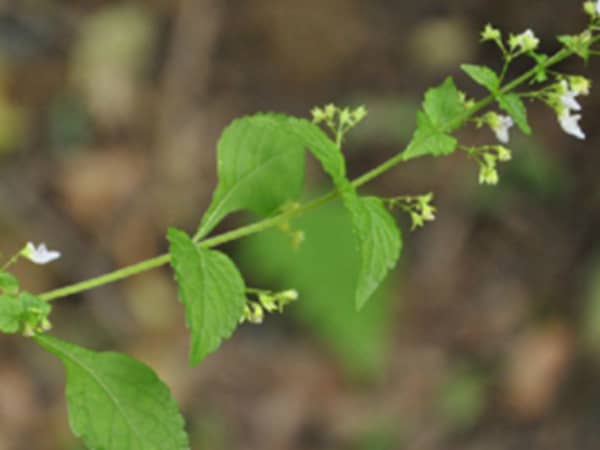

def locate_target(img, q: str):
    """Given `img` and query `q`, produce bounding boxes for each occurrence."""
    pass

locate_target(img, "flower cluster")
[464,145,512,186]
[387,193,437,230]
[482,25,540,58]
[509,29,540,53]
[312,103,367,145]
[553,77,590,140]
[241,289,299,325]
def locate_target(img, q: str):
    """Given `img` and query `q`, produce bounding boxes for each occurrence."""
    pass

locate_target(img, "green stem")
[2,250,22,272]
[36,40,591,303]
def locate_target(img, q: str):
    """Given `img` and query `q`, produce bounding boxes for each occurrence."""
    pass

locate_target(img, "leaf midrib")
[43,339,147,448]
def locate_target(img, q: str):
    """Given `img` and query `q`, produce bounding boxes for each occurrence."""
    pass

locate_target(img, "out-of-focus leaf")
[237,198,396,378]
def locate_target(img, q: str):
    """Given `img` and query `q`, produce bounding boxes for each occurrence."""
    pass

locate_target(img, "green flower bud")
[479,165,499,185]
[244,303,264,324]
[569,75,591,95]
[352,106,368,123]
[311,107,325,123]
[495,146,512,162]
[481,24,501,42]
[410,212,424,230]
[584,1,596,17]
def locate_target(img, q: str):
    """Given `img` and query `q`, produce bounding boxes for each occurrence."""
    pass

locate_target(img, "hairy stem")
[37,42,585,302]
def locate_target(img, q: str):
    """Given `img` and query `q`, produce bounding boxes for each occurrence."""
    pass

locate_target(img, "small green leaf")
[287,117,347,187]
[497,93,531,135]
[35,335,190,450]
[422,77,465,132]
[168,227,246,365]
[0,295,23,334]
[0,272,19,295]
[197,113,306,239]
[343,194,402,309]
[461,64,500,93]
[402,112,458,160]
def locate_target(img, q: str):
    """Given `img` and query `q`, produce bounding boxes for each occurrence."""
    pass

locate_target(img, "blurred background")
[1,0,600,449]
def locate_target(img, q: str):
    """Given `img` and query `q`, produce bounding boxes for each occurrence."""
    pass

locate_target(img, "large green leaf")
[422,76,465,132]
[402,111,458,160]
[343,194,402,310]
[168,227,246,365]
[35,335,189,450]
[498,93,531,135]
[196,114,306,239]
[461,64,500,93]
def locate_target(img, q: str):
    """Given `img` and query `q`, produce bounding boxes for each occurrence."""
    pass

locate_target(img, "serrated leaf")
[197,113,306,239]
[342,194,402,310]
[35,335,189,450]
[402,111,458,160]
[498,93,531,135]
[461,64,500,93]
[286,117,347,187]
[0,295,23,334]
[168,227,246,365]
[423,77,465,132]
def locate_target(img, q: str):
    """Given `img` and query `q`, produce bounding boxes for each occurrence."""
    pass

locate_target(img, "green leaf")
[402,112,458,160]
[343,194,402,310]
[287,117,348,188]
[422,77,465,132]
[197,114,306,239]
[497,93,531,135]
[0,295,23,334]
[35,335,189,450]
[168,227,246,365]
[0,272,19,295]
[461,64,500,93]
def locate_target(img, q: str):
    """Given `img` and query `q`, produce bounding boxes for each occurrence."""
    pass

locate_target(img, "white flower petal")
[596,0,600,15]
[561,93,582,111]
[559,111,586,140]
[492,115,513,144]
[23,242,61,265]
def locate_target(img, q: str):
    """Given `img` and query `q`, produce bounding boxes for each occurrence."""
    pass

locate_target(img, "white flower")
[491,115,514,143]
[558,110,586,140]
[559,81,582,111]
[596,0,600,16]
[22,242,61,265]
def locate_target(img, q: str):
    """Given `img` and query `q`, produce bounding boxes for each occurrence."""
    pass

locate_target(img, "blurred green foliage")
[438,364,488,431]
[238,196,396,379]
